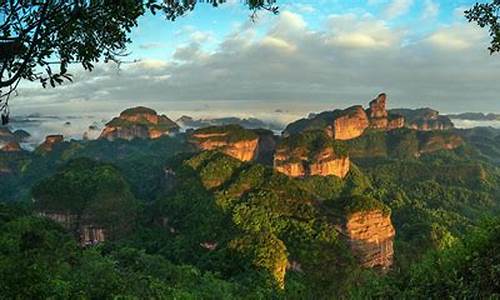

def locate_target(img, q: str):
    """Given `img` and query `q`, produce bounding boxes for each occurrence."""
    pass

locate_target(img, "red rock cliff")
[344,210,395,270]
[274,131,350,178]
[190,125,260,162]
[330,106,369,140]
[100,106,179,141]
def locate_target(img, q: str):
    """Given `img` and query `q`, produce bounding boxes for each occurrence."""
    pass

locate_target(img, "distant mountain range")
[446,112,500,121]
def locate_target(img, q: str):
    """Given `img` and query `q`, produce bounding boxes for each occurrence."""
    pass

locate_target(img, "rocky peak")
[344,210,395,270]
[329,105,369,140]
[100,106,179,141]
[389,108,454,131]
[38,135,64,152]
[367,93,388,119]
[190,125,260,162]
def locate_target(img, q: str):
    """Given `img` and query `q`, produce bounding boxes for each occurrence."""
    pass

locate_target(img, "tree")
[0,0,278,123]
[466,1,500,54]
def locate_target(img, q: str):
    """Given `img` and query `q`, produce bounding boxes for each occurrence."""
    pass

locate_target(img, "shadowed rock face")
[274,131,350,178]
[38,135,64,152]
[344,210,395,270]
[190,125,260,162]
[100,106,179,141]
[419,132,464,154]
[39,212,106,246]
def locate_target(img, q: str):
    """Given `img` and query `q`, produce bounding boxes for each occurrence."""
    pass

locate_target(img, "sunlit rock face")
[283,93,408,141]
[38,212,106,246]
[190,125,260,162]
[387,114,406,130]
[330,106,369,140]
[99,106,179,141]
[344,210,395,270]
[367,93,389,130]
[309,148,350,178]
[390,108,454,131]
[38,135,64,152]
[274,131,350,178]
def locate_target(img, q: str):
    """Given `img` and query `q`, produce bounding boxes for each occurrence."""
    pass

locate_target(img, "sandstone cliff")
[274,131,350,178]
[344,210,395,270]
[329,106,369,140]
[283,93,404,141]
[100,106,179,141]
[190,125,260,162]
[390,108,454,131]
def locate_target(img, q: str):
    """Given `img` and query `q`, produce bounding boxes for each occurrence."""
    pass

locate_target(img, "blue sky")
[127,0,479,60]
[14,0,500,119]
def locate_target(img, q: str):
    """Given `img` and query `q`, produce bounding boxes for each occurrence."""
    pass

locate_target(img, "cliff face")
[190,125,260,162]
[38,135,64,152]
[366,93,405,130]
[100,106,179,141]
[344,210,395,270]
[274,131,350,178]
[330,106,369,140]
[39,212,106,246]
[309,148,350,178]
[390,108,454,131]
[419,133,464,154]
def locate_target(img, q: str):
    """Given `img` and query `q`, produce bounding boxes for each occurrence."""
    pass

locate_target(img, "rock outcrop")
[418,132,464,155]
[390,108,454,131]
[283,93,404,141]
[328,106,369,140]
[274,131,350,178]
[100,106,179,141]
[344,210,395,270]
[39,212,106,246]
[38,135,64,152]
[190,125,260,162]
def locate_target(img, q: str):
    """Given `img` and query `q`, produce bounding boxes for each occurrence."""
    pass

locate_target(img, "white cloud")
[11,10,500,117]
[422,0,439,19]
[385,0,414,19]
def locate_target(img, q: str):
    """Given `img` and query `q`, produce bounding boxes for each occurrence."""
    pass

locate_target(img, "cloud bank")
[12,9,500,118]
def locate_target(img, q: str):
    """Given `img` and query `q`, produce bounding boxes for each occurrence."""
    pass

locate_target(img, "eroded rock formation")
[390,108,454,131]
[344,210,395,270]
[100,106,179,141]
[283,93,405,140]
[274,131,350,178]
[329,106,369,140]
[190,125,260,162]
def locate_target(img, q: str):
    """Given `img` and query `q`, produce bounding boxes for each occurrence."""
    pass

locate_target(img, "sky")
[11,0,500,122]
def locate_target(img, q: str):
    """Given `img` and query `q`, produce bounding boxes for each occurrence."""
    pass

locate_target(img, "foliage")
[32,158,139,240]
[466,1,500,54]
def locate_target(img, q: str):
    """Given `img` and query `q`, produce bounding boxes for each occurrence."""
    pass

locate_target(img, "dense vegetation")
[0,124,499,297]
